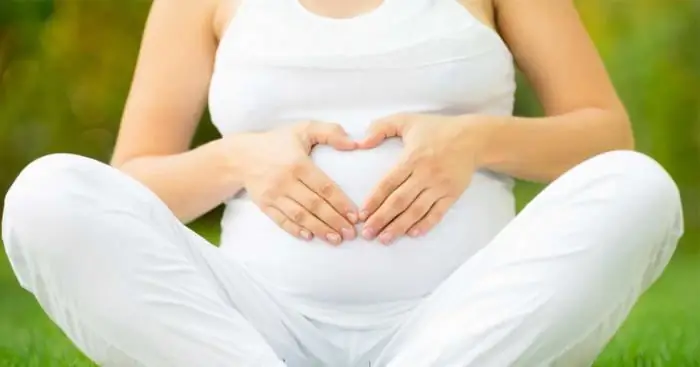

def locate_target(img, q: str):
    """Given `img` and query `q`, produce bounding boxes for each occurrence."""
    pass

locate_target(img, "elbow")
[109,153,131,170]
[614,110,635,151]
[110,153,147,172]
[602,107,635,152]
[619,132,635,151]
[109,159,127,170]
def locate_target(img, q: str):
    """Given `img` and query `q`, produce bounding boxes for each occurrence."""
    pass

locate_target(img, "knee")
[585,150,679,197]
[580,150,683,231]
[2,154,101,286]
[2,154,148,259]
[4,154,107,221]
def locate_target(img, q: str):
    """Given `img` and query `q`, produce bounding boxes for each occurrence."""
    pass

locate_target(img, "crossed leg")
[2,154,318,366]
[3,151,684,367]
[370,151,683,367]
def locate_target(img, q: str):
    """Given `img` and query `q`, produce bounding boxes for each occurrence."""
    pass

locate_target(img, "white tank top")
[209,0,517,327]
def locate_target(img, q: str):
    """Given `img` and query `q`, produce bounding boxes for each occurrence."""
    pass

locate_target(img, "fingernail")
[359,210,369,221]
[300,230,312,241]
[379,232,393,245]
[347,212,358,224]
[362,227,375,239]
[341,227,355,240]
[326,233,342,244]
[409,229,421,237]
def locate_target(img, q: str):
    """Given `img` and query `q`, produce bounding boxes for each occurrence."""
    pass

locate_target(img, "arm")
[356,0,634,241]
[111,0,238,223]
[475,0,634,183]
[111,1,358,241]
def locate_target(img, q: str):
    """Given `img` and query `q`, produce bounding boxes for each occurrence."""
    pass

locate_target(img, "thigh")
[372,151,683,367]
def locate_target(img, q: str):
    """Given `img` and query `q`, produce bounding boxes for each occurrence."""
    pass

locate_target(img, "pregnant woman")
[2,0,684,365]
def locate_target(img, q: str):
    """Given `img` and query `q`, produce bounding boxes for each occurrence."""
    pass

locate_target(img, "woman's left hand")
[356,113,492,245]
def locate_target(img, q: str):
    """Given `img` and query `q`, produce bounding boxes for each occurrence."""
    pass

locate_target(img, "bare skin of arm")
[415,0,632,182]
[111,0,357,244]
[111,0,230,223]
[355,0,634,241]
[478,0,633,182]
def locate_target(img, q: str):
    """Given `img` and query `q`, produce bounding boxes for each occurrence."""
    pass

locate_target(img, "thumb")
[357,114,409,149]
[305,122,357,151]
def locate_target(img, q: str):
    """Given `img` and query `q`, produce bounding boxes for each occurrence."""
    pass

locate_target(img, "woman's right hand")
[229,121,359,245]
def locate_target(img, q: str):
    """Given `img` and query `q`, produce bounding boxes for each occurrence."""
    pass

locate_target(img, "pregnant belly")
[220,139,516,304]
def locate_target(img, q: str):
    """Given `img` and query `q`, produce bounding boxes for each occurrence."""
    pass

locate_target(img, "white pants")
[2,151,684,367]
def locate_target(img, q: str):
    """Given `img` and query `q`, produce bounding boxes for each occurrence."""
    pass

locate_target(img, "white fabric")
[1,0,685,364]
[209,0,516,327]
[3,151,683,366]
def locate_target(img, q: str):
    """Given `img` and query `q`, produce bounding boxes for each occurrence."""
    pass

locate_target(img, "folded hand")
[356,113,487,244]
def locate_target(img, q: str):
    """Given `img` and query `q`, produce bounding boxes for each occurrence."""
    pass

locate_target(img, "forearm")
[474,108,634,183]
[114,138,243,223]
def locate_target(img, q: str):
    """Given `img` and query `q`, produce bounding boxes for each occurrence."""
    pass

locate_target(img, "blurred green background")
[1,0,699,365]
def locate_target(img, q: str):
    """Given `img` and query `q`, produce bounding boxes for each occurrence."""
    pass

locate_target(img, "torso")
[208,0,517,327]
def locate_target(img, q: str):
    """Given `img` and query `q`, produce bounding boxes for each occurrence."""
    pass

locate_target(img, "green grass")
[0,230,699,366]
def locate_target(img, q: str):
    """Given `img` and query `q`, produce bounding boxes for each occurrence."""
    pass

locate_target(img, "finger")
[275,196,342,245]
[357,114,408,149]
[376,189,443,245]
[407,197,454,238]
[288,181,356,240]
[307,122,357,151]
[296,161,359,223]
[359,162,413,221]
[362,175,424,240]
[261,205,313,241]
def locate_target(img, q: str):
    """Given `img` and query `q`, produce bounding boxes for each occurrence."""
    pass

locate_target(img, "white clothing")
[2,151,683,366]
[1,0,685,365]
[209,0,516,322]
